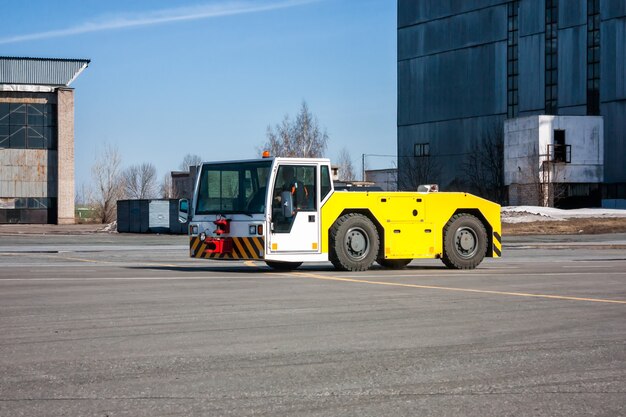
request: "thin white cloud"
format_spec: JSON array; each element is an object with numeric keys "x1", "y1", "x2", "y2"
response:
[{"x1": 0, "y1": 0, "x2": 319, "y2": 45}]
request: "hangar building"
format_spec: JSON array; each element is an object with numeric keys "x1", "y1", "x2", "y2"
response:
[
  {"x1": 398, "y1": 0, "x2": 626, "y2": 207},
  {"x1": 0, "y1": 57, "x2": 89, "y2": 223}
]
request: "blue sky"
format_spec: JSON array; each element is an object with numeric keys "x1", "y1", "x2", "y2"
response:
[{"x1": 2, "y1": 0, "x2": 397, "y2": 187}]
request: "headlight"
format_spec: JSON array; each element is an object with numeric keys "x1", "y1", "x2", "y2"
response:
[{"x1": 199, "y1": 232, "x2": 206, "y2": 242}]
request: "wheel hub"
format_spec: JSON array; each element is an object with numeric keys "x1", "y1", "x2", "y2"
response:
[
  {"x1": 345, "y1": 227, "x2": 369, "y2": 260},
  {"x1": 455, "y1": 227, "x2": 478, "y2": 258}
]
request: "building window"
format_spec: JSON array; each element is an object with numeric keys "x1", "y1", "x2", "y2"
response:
[
  {"x1": 549, "y1": 130, "x2": 571, "y2": 163},
  {"x1": 545, "y1": 0, "x2": 558, "y2": 115},
  {"x1": 0, "y1": 197, "x2": 52, "y2": 209},
  {"x1": 587, "y1": 0, "x2": 600, "y2": 115},
  {"x1": 0, "y1": 103, "x2": 57, "y2": 149},
  {"x1": 0, "y1": 197, "x2": 55, "y2": 224},
  {"x1": 507, "y1": 0, "x2": 519, "y2": 118},
  {"x1": 414, "y1": 143, "x2": 430, "y2": 157}
]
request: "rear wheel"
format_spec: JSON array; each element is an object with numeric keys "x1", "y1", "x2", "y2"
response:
[
  {"x1": 265, "y1": 261, "x2": 302, "y2": 271},
  {"x1": 377, "y1": 258, "x2": 412, "y2": 269},
  {"x1": 441, "y1": 213, "x2": 487, "y2": 269},
  {"x1": 329, "y1": 213, "x2": 379, "y2": 271}
]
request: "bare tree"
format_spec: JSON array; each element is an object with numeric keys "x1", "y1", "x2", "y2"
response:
[
  {"x1": 399, "y1": 155, "x2": 441, "y2": 191},
  {"x1": 463, "y1": 125, "x2": 506, "y2": 204},
  {"x1": 336, "y1": 147, "x2": 356, "y2": 181},
  {"x1": 179, "y1": 154, "x2": 202, "y2": 172},
  {"x1": 74, "y1": 181, "x2": 92, "y2": 207},
  {"x1": 510, "y1": 143, "x2": 568, "y2": 207},
  {"x1": 263, "y1": 101, "x2": 328, "y2": 157},
  {"x1": 160, "y1": 173, "x2": 173, "y2": 198},
  {"x1": 122, "y1": 162, "x2": 159, "y2": 199},
  {"x1": 535, "y1": 148, "x2": 567, "y2": 207},
  {"x1": 91, "y1": 144, "x2": 124, "y2": 224}
]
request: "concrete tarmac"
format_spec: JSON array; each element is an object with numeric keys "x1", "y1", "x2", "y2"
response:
[{"x1": 0, "y1": 233, "x2": 625, "y2": 416}]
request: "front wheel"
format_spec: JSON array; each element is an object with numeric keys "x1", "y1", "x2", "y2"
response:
[
  {"x1": 265, "y1": 261, "x2": 302, "y2": 271},
  {"x1": 329, "y1": 213, "x2": 379, "y2": 271},
  {"x1": 441, "y1": 213, "x2": 487, "y2": 269}
]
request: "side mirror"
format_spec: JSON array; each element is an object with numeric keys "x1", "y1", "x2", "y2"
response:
[
  {"x1": 178, "y1": 199, "x2": 189, "y2": 223},
  {"x1": 281, "y1": 191, "x2": 294, "y2": 218}
]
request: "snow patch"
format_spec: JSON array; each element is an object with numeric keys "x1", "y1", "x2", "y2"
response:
[
  {"x1": 100, "y1": 221, "x2": 117, "y2": 232},
  {"x1": 502, "y1": 206, "x2": 626, "y2": 223}
]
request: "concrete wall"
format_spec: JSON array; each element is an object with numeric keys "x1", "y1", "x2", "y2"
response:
[{"x1": 504, "y1": 115, "x2": 604, "y2": 185}]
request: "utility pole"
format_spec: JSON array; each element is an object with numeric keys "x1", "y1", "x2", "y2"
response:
[
  {"x1": 361, "y1": 154, "x2": 396, "y2": 182},
  {"x1": 362, "y1": 153, "x2": 365, "y2": 181}
]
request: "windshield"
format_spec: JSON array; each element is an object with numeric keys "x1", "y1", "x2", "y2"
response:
[{"x1": 195, "y1": 161, "x2": 272, "y2": 215}]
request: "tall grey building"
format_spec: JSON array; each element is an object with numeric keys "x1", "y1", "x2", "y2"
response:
[
  {"x1": 397, "y1": 0, "x2": 625, "y2": 206},
  {"x1": 1, "y1": 57, "x2": 89, "y2": 223}
]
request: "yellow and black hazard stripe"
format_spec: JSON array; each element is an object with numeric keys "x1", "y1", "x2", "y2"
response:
[
  {"x1": 493, "y1": 231, "x2": 502, "y2": 257},
  {"x1": 190, "y1": 236, "x2": 265, "y2": 260}
]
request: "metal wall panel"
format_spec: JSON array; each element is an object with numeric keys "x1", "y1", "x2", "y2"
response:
[
  {"x1": 140, "y1": 202, "x2": 150, "y2": 233},
  {"x1": 558, "y1": 26, "x2": 586, "y2": 107},
  {"x1": 397, "y1": 114, "x2": 506, "y2": 189},
  {"x1": 398, "y1": 0, "x2": 508, "y2": 28},
  {"x1": 169, "y1": 200, "x2": 187, "y2": 234},
  {"x1": 117, "y1": 199, "x2": 187, "y2": 234},
  {"x1": 601, "y1": 18, "x2": 626, "y2": 102},
  {"x1": 559, "y1": 0, "x2": 585, "y2": 28},
  {"x1": 518, "y1": 34, "x2": 545, "y2": 112},
  {"x1": 558, "y1": 105, "x2": 587, "y2": 115},
  {"x1": 601, "y1": 101, "x2": 626, "y2": 182},
  {"x1": 519, "y1": 0, "x2": 545, "y2": 36},
  {"x1": 0, "y1": 149, "x2": 50, "y2": 198},
  {"x1": 148, "y1": 200, "x2": 169, "y2": 232},
  {"x1": 601, "y1": 0, "x2": 626, "y2": 20},
  {"x1": 519, "y1": 109, "x2": 546, "y2": 117},
  {"x1": 398, "y1": 42, "x2": 506, "y2": 126},
  {"x1": 397, "y1": 0, "x2": 626, "y2": 191},
  {"x1": 398, "y1": 5, "x2": 506, "y2": 61},
  {"x1": 0, "y1": 58, "x2": 89, "y2": 86},
  {"x1": 116, "y1": 200, "x2": 130, "y2": 233}
]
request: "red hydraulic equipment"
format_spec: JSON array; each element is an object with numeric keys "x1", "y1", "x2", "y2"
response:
[
  {"x1": 203, "y1": 237, "x2": 233, "y2": 254},
  {"x1": 202, "y1": 216, "x2": 232, "y2": 254},
  {"x1": 213, "y1": 216, "x2": 231, "y2": 235}
]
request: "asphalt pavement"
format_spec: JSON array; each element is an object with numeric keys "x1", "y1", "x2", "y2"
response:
[{"x1": 0, "y1": 233, "x2": 625, "y2": 416}]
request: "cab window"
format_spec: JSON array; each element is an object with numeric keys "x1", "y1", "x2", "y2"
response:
[
  {"x1": 272, "y1": 165, "x2": 317, "y2": 232},
  {"x1": 320, "y1": 165, "x2": 332, "y2": 201}
]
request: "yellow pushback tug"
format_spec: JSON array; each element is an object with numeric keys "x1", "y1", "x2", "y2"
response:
[{"x1": 178, "y1": 155, "x2": 501, "y2": 271}]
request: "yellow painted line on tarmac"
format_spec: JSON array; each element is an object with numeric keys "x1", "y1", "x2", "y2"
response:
[
  {"x1": 0, "y1": 276, "x2": 286, "y2": 282},
  {"x1": 291, "y1": 272, "x2": 626, "y2": 305},
  {"x1": 39, "y1": 254, "x2": 178, "y2": 268}
]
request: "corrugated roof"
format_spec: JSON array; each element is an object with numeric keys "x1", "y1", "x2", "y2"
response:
[{"x1": 0, "y1": 56, "x2": 90, "y2": 87}]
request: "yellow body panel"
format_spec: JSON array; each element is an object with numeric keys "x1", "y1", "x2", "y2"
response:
[{"x1": 320, "y1": 191, "x2": 501, "y2": 260}]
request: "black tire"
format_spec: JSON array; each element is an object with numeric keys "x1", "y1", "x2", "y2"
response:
[
  {"x1": 329, "y1": 213, "x2": 379, "y2": 271},
  {"x1": 441, "y1": 213, "x2": 487, "y2": 270},
  {"x1": 377, "y1": 258, "x2": 412, "y2": 269},
  {"x1": 265, "y1": 261, "x2": 302, "y2": 271}
]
